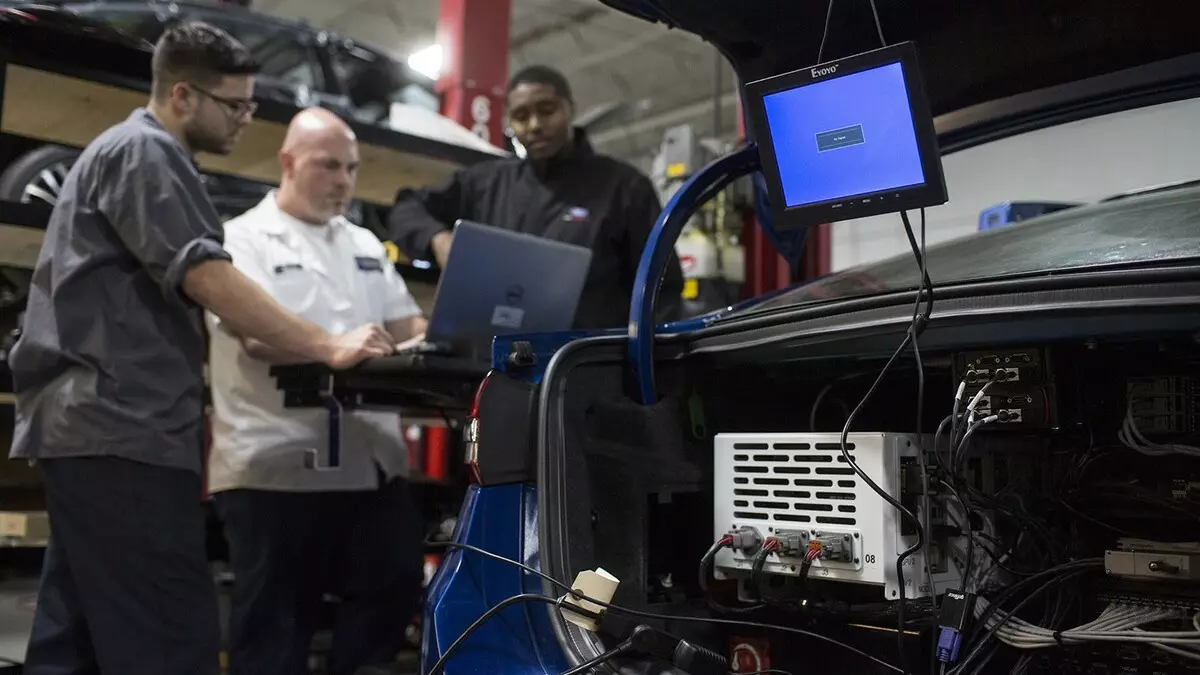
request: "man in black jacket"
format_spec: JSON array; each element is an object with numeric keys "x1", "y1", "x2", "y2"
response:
[{"x1": 388, "y1": 65, "x2": 683, "y2": 330}]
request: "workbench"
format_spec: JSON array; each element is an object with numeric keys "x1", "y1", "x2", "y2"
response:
[
  {"x1": 269, "y1": 354, "x2": 486, "y2": 475},
  {"x1": 271, "y1": 355, "x2": 488, "y2": 425}
]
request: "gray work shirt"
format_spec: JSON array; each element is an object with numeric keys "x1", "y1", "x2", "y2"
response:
[{"x1": 8, "y1": 108, "x2": 231, "y2": 473}]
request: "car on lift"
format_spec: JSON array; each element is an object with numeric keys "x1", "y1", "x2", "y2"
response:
[
  {"x1": 422, "y1": 1, "x2": 1200, "y2": 674},
  {"x1": 0, "y1": 0, "x2": 436, "y2": 215}
]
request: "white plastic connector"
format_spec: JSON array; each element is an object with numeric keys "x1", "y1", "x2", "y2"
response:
[
  {"x1": 561, "y1": 567, "x2": 620, "y2": 632},
  {"x1": 966, "y1": 383, "x2": 993, "y2": 422}
]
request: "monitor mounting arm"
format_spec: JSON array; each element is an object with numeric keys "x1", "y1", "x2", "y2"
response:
[{"x1": 626, "y1": 144, "x2": 762, "y2": 405}]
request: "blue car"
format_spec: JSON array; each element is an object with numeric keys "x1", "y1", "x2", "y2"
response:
[{"x1": 425, "y1": 1, "x2": 1200, "y2": 674}]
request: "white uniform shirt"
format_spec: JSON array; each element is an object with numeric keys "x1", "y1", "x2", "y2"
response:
[{"x1": 206, "y1": 192, "x2": 422, "y2": 493}]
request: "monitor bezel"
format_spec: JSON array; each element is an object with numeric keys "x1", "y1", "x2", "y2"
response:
[{"x1": 744, "y1": 42, "x2": 948, "y2": 232}]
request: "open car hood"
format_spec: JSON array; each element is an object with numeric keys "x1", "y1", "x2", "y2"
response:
[
  {"x1": 604, "y1": 0, "x2": 1200, "y2": 302},
  {"x1": 601, "y1": 0, "x2": 1200, "y2": 125}
]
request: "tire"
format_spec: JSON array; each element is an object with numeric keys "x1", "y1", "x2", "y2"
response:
[
  {"x1": 0, "y1": 267, "x2": 29, "y2": 350},
  {"x1": 0, "y1": 144, "x2": 81, "y2": 207},
  {"x1": 0, "y1": 146, "x2": 73, "y2": 324}
]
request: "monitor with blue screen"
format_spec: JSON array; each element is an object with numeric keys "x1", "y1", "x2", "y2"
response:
[{"x1": 744, "y1": 42, "x2": 948, "y2": 231}]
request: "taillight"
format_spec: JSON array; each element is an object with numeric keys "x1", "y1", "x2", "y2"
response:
[
  {"x1": 2, "y1": 8, "x2": 36, "y2": 21},
  {"x1": 464, "y1": 371, "x2": 494, "y2": 485}
]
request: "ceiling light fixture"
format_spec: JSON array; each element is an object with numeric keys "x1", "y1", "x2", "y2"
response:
[{"x1": 407, "y1": 44, "x2": 444, "y2": 80}]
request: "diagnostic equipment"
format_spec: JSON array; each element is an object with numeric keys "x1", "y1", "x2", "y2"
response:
[{"x1": 743, "y1": 42, "x2": 948, "y2": 230}]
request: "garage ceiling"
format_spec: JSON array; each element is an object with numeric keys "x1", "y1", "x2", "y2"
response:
[{"x1": 254, "y1": 0, "x2": 739, "y2": 168}]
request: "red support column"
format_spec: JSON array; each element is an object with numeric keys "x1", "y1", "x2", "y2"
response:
[
  {"x1": 435, "y1": 0, "x2": 511, "y2": 148},
  {"x1": 741, "y1": 212, "x2": 790, "y2": 299}
]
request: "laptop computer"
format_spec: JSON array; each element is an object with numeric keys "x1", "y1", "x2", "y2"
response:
[{"x1": 397, "y1": 219, "x2": 593, "y2": 362}]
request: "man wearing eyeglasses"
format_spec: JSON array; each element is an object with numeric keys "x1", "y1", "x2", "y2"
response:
[{"x1": 8, "y1": 21, "x2": 394, "y2": 675}]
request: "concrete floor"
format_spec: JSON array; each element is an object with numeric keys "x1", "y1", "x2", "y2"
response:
[
  {"x1": 0, "y1": 576, "x2": 36, "y2": 665},
  {"x1": 0, "y1": 575, "x2": 421, "y2": 673}
]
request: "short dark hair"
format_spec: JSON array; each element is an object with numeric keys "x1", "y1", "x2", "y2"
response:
[
  {"x1": 151, "y1": 21, "x2": 259, "y2": 100},
  {"x1": 506, "y1": 65, "x2": 573, "y2": 103}
]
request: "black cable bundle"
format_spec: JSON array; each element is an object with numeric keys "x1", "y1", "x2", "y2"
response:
[
  {"x1": 698, "y1": 537, "x2": 765, "y2": 614},
  {"x1": 836, "y1": 208, "x2": 933, "y2": 674},
  {"x1": 427, "y1": 541, "x2": 905, "y2": 674}
]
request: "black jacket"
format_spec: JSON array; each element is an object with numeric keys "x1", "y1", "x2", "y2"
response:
[{"x1": 388, "y1": 130, "x2": 683, "y2": 330}]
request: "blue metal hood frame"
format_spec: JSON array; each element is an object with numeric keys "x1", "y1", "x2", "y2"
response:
[{"x1": 626, "y1": 144, "x2": 809, "y2": 404}]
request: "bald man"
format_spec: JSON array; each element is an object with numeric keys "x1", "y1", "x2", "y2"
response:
[{"x1": 205, "y1": 108, "x2": 427, "y2": 675}]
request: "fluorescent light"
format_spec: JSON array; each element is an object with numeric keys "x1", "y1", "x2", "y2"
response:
[{"x1": 407, "y1": 44, "x2": 443, "y2": 80}]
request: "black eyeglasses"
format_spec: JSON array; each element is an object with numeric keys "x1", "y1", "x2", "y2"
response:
[{"x1": 188, "y1": 82, "x2": 258, "y2": 118}]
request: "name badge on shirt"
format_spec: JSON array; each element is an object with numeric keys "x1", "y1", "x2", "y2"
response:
[
  {"x1": 273, "y1": 262, "x2": 304, "y2": 275},
  {"x1": 355, "y1": 256, "x2": 384, "y2": 272},
  {"x1": 562, "y1": 206, "x2": 590, "y2": 223}
]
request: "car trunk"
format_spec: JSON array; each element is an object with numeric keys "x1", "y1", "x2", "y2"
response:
[
  {"x1": 535, "y1": 2, "x2": 1200, "y2": 672},
  {"x1": 538, "y1": 265, "x2": 1200, "y2": 673}
]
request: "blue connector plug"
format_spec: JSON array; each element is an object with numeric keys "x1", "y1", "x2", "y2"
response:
[
  {"x1": 936, "y1": 627, "x2": 962, "y2": 663},
  {"x1": 936, "y1": 589, "x2": 976, "y2": 664}
]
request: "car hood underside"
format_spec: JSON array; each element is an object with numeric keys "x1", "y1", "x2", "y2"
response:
[{"x1": 601, "y1": 0, "x2": 1199, "y2": 120}]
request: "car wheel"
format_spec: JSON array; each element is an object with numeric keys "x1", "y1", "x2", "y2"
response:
[
  {"x1": 0, "y1": 271, "x2": 24, "y2": 362},
  {"x1": 0, "y1": 306, "x2": 21, "y2": 362},
  {"x1": 0, "y1": 145, "x2": 81, "y2": 207},
  {"x1": 0, "y1": 266, "x2": 31, "y2": 348},
  {"x1": 0, "y1": 146, "x2": 77, "y2": 327}
]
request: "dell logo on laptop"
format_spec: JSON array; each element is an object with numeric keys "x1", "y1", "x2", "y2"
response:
[{"x1": 811, "y1": 64, "x2": 838, "y2": 78}]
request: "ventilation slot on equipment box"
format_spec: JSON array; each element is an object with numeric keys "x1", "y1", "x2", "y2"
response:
[
  {"x1": 726, "y1": 443, "x2": 861, "y2": 527},
  {"x1": 714, "y1": 432, "x2": 962, "y2": 600}
]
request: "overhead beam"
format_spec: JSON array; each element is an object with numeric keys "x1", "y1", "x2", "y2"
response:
[
  {"x1": 589, "y1": 90, "x2": 740, "y2": 147},
  {"x1": 574, "y1": 100, "x2": 627, "y2": 129},
  {"x1": 560, "y1": 27, "x2": 691, "y2": 76},
  {"x1": 511, "y1": 6, "x2": 607, "y2": 50}
]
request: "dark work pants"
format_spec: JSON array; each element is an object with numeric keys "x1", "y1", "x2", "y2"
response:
[
  {"x1": 25, "y1": 457, "x2": 220, "y2": 675},
  {"x1": 212, "y1": 476, "x2": 424, "y2": 675}
]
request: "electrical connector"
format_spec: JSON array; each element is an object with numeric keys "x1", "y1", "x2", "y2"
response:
[
  {"x1": 936, "y1": 589, "x2": 976, "y2": 664},
  {"x1": 727, "y1": 526, "x2": 763, "y2": 553},
  {"x1": 936, "y1": 627, "x2": 962, "y2": 665},
  {"x1": 776, "y1": 530, "x2": 807, "y2": 555},
  {"x1": 562, "y1": 568, "x2": 620, "y2": 632},
  {"x1": 596, "y1": 621, "x2": 730, "y2": 675}
]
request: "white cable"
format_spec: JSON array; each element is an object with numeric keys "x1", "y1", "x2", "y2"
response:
[
  {"x1": 976, "y1": 600, "x2": 1200, "y2": 651},
  {"x1": 950, "y1": 380, "x2": 967, "y2": 431},
  {"x1": 1148, "y1": 640, "x2": 1200, "y2": 663},
  {"x1": 965, "y1": 382, "x2": 993, "y2": 423},
  {"x1": 1119, "y1": 397, "x2": 1200, "y2": 457}
]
